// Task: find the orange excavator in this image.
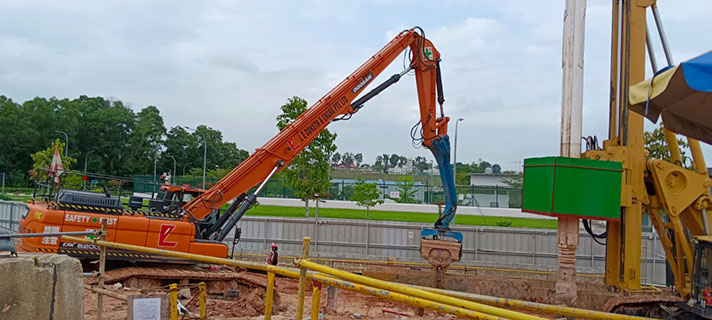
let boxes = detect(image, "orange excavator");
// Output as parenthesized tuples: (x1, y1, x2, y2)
(19, 27, 462, 269)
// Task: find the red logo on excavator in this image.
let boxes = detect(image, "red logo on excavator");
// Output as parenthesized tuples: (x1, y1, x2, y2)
(288, 138, 302, 151)
(158, 224, 177, 247)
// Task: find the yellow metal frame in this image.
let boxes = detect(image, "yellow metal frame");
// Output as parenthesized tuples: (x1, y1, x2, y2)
(583, 0, 712, 299)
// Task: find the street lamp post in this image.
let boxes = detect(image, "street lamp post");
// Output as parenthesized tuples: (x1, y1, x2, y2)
(56, 130, 68, 157)
(184, 126, 207, 188)
(182, 164, 189, 176)
(429, 160, 434, 204)
(84, 151, 94, 190)
(168, 155, 177, 180)
(453, 118, 464, 185)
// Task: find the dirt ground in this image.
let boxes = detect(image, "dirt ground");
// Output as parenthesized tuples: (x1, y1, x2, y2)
(84, 272, 461, 320)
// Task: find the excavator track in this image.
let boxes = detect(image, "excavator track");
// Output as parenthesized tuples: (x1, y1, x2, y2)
(85, 266, 263, 287)
(85, 265, 269, 299)
(603, 294, 682, 318)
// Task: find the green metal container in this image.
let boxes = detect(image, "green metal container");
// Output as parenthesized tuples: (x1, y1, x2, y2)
(522, 156, 622, 221)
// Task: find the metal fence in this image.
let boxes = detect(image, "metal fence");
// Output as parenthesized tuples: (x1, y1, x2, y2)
(162, 176, 522, 208)
(0, 201, 668, 286)
(0, 200, 26, 232)
(233, 216, 668, 286)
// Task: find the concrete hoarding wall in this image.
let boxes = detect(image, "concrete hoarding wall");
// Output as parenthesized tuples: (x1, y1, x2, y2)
(0, 201, 667, 286)
(0, 254, 84, 320)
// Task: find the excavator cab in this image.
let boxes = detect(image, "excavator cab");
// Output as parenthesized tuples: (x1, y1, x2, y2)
(679, 236, 712, 318)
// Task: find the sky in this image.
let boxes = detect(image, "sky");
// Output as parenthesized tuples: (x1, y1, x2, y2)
(1, 1, 711, 171)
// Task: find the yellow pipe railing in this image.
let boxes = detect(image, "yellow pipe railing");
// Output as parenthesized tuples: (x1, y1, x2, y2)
(63, 236, 516, 319)
(64, 235, 642, 320)
(308, 272, 503, 320)
(233, 252, 606, 279)
(414, 285, 657, 320)
(296, 259, 546, 320)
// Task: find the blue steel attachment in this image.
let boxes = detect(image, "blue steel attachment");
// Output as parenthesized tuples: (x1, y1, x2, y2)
(423, 135, 463, 243)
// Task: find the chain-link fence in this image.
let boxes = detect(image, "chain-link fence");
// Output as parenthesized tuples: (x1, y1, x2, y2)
(138, 174, 522, 208)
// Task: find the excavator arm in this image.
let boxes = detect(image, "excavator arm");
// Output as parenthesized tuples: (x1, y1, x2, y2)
(183, 28, 462, 264)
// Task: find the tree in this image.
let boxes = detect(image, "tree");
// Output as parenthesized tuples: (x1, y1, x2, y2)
(276, 96, 337, 217)
(380, 154, 390, 173)
(342, 152, 354, 166)
(392, 176, 419, 203)
(479, 161, 492, 170)
(124, 106, 166, 174)
(502, 174, 523, 189)
(389, 154, 400, 169)
(644, 123, 689, 164)
(30, 139, 78, 185)
(354, 153, 363, 167)
(414, 156, 431, 173)
(374, 155, 384, 172)
(352, 180, 384, 218)
(331, 152, 341, 165)
(397, 156, 408, 168)
(491, 164, 502, 174)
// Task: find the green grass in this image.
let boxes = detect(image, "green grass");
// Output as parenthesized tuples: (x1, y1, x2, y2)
(247, 205, 557, 229)
(0, 194, 33, 202)
(2, 192, 555, 229)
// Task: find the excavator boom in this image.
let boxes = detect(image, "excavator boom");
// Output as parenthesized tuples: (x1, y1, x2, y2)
(184, 28, 447, 219)
(184, 27, 462, 268)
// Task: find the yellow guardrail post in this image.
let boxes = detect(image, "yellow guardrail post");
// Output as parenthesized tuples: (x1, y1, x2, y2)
(311, 281, 321, 320)
(297, 259, 546, 320)
(97, 219, 108, 320)
(169, 283, 178, 320)
(199, 282, 206, 320)
(265, 271, 276, 320)
(296, 236, 311, 320)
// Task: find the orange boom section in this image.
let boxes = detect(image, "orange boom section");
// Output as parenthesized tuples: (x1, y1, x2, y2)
(184, 28, 448, 219)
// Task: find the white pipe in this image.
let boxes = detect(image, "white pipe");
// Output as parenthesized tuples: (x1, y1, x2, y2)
(560, 0, 585, 158)
(556, 0, 586, 307)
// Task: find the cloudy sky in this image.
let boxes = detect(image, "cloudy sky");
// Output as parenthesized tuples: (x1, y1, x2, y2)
(1, 1, 711, 171)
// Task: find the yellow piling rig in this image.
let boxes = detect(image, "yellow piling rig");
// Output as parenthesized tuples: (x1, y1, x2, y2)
(297, 259, 547, 320)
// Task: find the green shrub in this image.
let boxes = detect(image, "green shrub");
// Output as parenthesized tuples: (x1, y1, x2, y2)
(495, 220, 513, 227)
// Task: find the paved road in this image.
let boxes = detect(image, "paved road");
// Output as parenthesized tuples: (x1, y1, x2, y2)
(257, 197, 556, 219)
